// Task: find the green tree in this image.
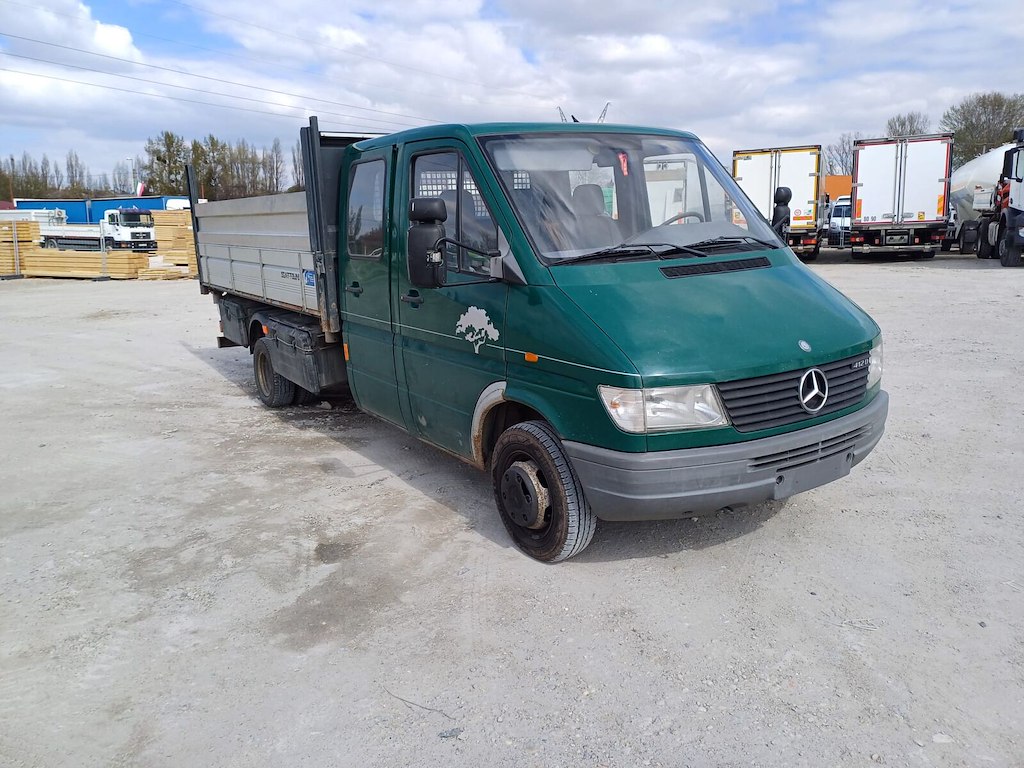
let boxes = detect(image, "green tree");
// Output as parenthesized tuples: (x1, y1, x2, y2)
(940, 92, 1024, 168)
(143, 131, 189, 194)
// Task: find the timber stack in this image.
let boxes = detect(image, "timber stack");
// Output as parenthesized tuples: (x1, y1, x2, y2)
(153, 210, 198, 277)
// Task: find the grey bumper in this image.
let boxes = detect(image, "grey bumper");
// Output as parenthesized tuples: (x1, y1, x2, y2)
(564, 391, 888, 522)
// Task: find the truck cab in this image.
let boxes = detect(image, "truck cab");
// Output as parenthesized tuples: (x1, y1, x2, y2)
(103, 208, 157, 251)
(193, 121, 888, 561)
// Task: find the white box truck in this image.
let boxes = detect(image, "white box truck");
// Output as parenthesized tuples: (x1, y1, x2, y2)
(732, 145, 823, 260)
(850, 134, 953, 257)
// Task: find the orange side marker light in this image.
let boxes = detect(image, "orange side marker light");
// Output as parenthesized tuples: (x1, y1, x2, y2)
(343, 343, 350, 361)
(524, 352, 539, 363)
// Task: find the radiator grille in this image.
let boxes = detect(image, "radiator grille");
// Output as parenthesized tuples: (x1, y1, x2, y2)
(717, 353, 870, 433)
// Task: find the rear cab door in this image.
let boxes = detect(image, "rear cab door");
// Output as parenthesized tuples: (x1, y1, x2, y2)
(339, 146, 406, 427)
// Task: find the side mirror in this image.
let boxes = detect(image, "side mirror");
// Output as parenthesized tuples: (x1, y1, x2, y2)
(407, 197, 446, 289)
(771, 186, 792, 236)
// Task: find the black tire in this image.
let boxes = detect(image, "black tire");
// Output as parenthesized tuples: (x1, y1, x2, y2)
(490, 420, 596, 562)
(44, 238, 57, 249)
(292, 386, 320, 406)
(940, 239, 952, 252)
(960, 227, 977, 256)
(999, 225, 1022, 267)
(977, 223, 992, 259)
(253, 337, 295, 407)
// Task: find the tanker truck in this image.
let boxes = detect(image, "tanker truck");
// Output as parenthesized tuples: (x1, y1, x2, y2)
(947, 130, 1024, 266)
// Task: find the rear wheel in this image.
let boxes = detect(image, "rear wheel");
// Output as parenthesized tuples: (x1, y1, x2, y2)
(490, 421, 596, 562)
(292, 386, 320, 406)
(977, 222, 993, 258)
(253, 337, 295, 407)
(940, 238, 952, 252)
(960, 227, 977, 256)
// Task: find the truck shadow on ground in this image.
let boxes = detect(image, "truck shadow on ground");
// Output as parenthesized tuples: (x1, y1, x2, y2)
(185, 343, 785, 563)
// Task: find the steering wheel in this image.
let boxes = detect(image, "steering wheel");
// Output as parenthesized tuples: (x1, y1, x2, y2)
(660, 211, 705, 226)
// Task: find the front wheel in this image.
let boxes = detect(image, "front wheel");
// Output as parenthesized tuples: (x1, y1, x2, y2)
(490, 421, 596, 562)
(999, 225, 1022, 267)
(253, 337, 295, 407)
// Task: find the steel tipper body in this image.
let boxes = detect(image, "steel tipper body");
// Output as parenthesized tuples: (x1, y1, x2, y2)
(850, 133, 953, 257)
(732, 145, 823, 259)
(193, 118, 888, 561)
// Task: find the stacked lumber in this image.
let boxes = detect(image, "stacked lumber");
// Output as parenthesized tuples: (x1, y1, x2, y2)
(138, 265, 190, 280)
(22, 248, 149, 279)
(153, 210, 197, 276)
(0, 221, 42, 276)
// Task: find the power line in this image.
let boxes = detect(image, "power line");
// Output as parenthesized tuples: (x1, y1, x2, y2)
(0, 65, 387, 133)
(0, 50, 420, 130)
(0, 32, 435, 126)
(0, 0, 461, 109)
(163, 0, 550, 100)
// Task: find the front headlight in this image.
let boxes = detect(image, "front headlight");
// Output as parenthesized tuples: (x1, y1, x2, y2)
(867, 339, 883, 388)
(598, 384, 729, 433)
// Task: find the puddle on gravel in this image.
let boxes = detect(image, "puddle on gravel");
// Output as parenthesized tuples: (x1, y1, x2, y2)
(314, 539, 357, 564)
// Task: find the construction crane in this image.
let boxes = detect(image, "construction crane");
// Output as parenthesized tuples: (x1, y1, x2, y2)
(555, 102, 611, 123)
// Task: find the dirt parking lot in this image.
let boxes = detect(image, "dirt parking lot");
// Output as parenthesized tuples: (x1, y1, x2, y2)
(1, 251, 1022, 767)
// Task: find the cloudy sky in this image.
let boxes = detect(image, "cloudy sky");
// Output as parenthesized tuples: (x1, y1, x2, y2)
(2, 0, 1023, 184)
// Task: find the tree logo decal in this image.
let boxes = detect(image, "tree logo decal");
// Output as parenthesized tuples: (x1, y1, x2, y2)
(455, 306, 499, 353)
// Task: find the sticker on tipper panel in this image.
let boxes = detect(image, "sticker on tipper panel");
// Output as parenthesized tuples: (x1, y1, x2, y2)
(303, 270, 315, 287)
(455, 306, 499, 353)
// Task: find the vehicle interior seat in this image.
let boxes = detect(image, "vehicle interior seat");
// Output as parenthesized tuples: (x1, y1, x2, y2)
(572, 184, 620, 248)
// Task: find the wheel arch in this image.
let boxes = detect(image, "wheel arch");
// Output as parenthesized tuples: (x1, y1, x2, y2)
(471, 382, 547, 470)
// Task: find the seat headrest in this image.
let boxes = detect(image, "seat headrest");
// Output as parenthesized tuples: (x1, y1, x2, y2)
(572, 184, 607, 216)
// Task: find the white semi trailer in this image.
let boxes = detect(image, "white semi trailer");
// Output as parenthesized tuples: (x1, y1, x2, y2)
(732, 145, 823, 260)
(850, 133, 953, 258)
(946, 131, 1024, 266)
(0, 207, 157, 251)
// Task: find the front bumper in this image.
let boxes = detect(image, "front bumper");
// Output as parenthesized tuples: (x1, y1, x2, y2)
(564, 391, 888, 521)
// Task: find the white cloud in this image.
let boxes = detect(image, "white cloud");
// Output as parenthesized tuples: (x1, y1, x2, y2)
(1, 0, 1022, 181)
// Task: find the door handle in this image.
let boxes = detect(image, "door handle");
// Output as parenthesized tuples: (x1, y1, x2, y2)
(345, 283, 363, 296)
(401, 291, 423, 307)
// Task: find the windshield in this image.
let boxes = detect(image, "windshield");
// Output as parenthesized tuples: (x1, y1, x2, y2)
(479, 132, 782, 263)
(119, 211, 154, 227)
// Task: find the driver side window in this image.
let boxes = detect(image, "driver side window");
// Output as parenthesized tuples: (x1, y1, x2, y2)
(412, 151, 498, 277)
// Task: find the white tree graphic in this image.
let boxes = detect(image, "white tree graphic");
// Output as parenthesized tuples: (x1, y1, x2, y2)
(455, 306, 499, 353)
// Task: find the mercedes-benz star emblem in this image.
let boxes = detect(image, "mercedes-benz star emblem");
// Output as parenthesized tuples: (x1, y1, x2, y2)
(798, 368, 829, 413)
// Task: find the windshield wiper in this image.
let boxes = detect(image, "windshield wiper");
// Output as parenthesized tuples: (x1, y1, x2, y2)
(557, 242, 707, 265)
(685, 235, 781, 253)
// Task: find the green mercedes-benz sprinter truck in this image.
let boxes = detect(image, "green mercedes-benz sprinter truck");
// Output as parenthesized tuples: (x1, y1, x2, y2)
(189, 118, 887, 562)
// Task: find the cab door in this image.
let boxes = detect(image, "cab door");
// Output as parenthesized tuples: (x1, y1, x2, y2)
(339, 149, 405, 427)
(395, 142, 508, 459)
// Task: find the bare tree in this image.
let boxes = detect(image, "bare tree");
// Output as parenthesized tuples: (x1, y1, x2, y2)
(65, 150, 87, 191)
(112, 161, 132, 193)
(940, 91, 1024, 168)
(886, 111, 930, 137)
(291, 139, 304, 190)
(825, 132, 863, 175)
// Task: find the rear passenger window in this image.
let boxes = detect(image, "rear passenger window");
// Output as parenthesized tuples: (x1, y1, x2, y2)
(347, 160, 386, 259)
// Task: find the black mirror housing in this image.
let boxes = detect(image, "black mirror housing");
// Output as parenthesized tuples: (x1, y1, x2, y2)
(407, 222, 446, 289)
(773, 186, 793, 205)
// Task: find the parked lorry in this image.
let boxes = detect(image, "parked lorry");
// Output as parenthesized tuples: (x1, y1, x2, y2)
(849, 133, 953, 257)
(0, 206, 157, 251)
(946, 131, 1024, 266)
(732, 145, 823, 259)
(190, 118, 888, 562)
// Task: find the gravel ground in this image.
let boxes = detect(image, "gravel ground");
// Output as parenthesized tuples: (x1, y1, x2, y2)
(1, 251, 1022, 767)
